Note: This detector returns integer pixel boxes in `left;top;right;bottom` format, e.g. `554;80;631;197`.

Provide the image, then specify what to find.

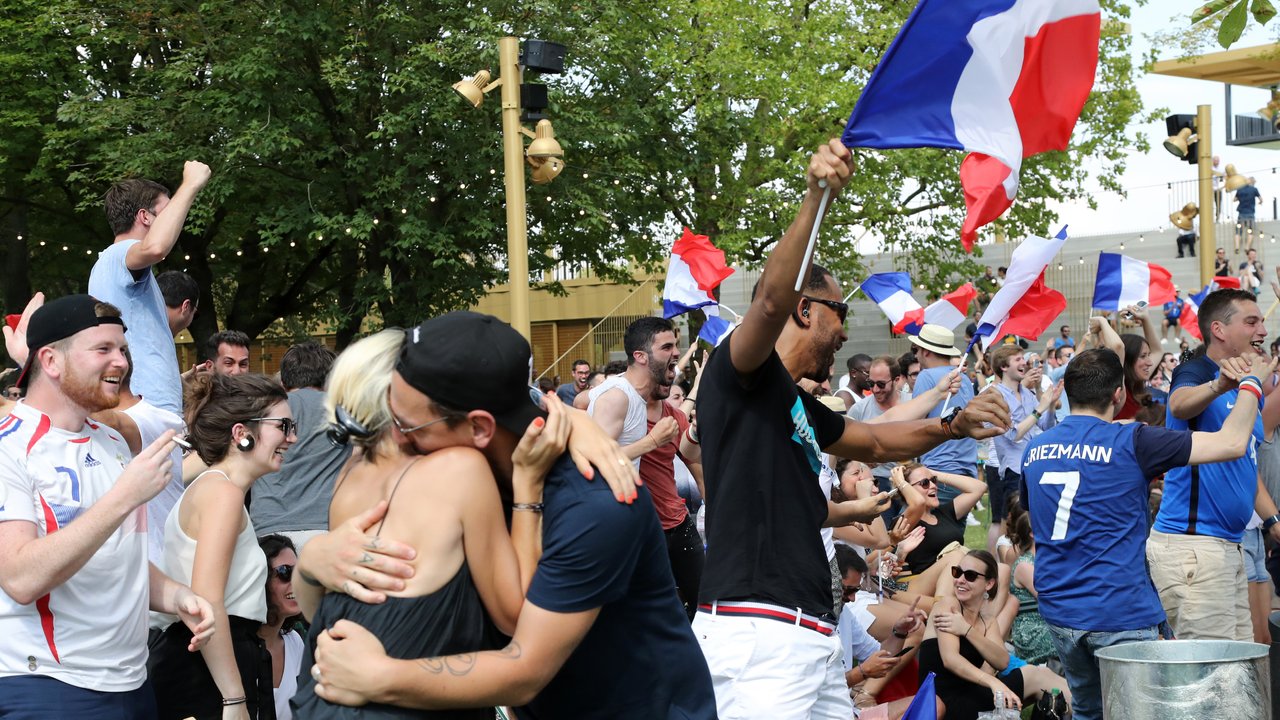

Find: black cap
16;295;126;389
395;311;545;435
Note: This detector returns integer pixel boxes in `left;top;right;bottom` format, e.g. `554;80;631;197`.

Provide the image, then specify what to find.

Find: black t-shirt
697;335;847;618
519;455;716;719
905;500;966;574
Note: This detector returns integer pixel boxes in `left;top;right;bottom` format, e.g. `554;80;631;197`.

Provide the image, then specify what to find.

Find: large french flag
862;272;926;334
662;227;734;318
924;282;978;331
1090;253;1177;311
843;0;1101;251
973;226;1069;347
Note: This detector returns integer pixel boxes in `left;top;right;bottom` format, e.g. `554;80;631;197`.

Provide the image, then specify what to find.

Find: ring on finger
312;665;323;682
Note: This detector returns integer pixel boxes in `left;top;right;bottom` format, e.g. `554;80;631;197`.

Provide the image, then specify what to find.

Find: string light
263;247;269;253
582;173;589;179
1057;262;1063;270
710;194;718;201
290;241;296;247
210;253;216;259
401;208;407;214
62;245;68;251
1138;235;1145;243
184;254;190;260
236;250;243;256
85;249;91;255
1119;242;1125;250
39;241;45;247
345;227;352;234
1079;257;1084;264
430;196;437;202
489;168;496;175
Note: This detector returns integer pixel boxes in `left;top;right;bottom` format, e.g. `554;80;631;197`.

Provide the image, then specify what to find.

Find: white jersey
587;376;647;470
123;398;185;562
0;402;149;691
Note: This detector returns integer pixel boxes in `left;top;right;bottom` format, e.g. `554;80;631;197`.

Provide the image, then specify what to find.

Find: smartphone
884;486;902;501
1121;300;1148;320
893;645;915;658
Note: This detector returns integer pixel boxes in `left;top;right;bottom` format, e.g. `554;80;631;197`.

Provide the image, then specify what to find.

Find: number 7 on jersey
1039;471;1080;540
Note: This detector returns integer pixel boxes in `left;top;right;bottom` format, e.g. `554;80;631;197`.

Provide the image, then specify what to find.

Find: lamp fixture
1224;163;1248;191
452;70;497;109
529;156;564;184
526;119;564;159
1163;127;1195;158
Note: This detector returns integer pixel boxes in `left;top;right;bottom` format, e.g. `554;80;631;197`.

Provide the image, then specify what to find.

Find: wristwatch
939;406;962;440
1264;515;1280;532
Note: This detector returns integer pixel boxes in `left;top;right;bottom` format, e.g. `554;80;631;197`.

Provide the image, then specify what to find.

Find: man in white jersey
0;295;214;718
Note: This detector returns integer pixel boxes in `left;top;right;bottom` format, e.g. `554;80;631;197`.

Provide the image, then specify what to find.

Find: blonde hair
325;329;404;458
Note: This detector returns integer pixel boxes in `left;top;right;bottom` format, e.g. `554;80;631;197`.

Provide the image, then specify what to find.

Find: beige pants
1146;529;1251;641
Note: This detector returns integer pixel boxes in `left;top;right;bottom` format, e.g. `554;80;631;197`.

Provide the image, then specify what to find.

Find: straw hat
909;324;962;357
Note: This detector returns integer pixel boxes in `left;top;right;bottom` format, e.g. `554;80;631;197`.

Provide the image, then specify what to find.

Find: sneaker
965;513;981;527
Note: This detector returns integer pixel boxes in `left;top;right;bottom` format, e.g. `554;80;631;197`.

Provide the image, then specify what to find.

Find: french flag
1090;253;1177;311
662;227;734;318
862;272;926;334
1180;285;1212;341
698;314;735;347
843;0;1101;251
924;282;978;331
973;226;1069;347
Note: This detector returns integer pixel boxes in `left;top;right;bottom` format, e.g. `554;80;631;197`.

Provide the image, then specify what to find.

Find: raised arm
124;161;211;271
1189;355;1271;464
729;140;853;376
1171;357;1238;421
827;386;1010;463
873;370;962;423
936;470;988;519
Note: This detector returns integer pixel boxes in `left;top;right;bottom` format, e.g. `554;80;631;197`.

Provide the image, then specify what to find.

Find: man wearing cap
691;141;1008;719
89;162;211;415
0;294;215;717
303;311;715;718
910;324;979;509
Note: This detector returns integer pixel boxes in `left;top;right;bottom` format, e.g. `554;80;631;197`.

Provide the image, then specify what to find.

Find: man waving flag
843;0;1101;251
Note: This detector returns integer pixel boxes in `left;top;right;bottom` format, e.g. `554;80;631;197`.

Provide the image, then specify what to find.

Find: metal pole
499;36;531;340
1197;104;1215;288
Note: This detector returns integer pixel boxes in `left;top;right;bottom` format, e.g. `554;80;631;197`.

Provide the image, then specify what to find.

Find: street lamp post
497;37;531;340
1196;104;1215;289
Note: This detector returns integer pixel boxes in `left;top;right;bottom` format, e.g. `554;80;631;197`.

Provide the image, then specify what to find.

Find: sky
1049;4;1280;236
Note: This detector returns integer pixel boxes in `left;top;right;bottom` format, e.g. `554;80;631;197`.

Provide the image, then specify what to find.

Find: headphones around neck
326;405;375;447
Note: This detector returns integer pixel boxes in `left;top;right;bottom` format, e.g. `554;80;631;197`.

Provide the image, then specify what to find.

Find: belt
697;600;836;636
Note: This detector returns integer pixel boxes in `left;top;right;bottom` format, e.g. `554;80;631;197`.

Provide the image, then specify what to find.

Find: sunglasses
869;380;894;390
250;417;298;437
950;566;987;582
802;295;849;324
842;585;859;598
910;475;937;488
271;564;294;583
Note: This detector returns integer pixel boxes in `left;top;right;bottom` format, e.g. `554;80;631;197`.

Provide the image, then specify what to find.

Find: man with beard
555;359;591;405
0;295;215;717
589;316;703;619
693;139;1010;719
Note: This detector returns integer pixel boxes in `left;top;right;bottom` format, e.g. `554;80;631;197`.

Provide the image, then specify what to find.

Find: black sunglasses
802;295;849;324
950;566;987;582
250;417;298;438
271;564;294;583
910;475;937;488
842;584;859;598
870;380;893;389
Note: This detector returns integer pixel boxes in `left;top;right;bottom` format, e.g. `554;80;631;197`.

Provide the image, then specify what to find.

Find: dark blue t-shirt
1154;354;1262;542
1237;185;1261;217
518;456;716;719
1021;417;1189;631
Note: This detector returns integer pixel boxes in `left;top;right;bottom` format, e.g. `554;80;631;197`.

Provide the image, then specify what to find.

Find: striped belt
697;600;837;636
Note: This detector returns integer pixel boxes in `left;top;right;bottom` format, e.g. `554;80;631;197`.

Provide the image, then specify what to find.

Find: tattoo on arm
414;642;522;677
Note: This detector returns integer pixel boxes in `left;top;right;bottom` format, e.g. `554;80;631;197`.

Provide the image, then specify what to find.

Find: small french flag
662;227;735;319
861;272;926;334
923;282;978;331
698;313;735;347
1180;285;1212;341
1090;253;1176;311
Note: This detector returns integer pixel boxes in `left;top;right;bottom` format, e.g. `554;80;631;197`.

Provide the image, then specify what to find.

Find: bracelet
221;696;247;707
1031;409;1042;420
1242;375;1262;387
687;426;700;445
512;502;545;513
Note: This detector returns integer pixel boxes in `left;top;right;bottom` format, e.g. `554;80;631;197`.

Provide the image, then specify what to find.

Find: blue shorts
1244;527;1268;583
0;675;157;719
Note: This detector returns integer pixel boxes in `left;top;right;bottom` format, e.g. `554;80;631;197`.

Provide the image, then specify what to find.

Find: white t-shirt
819;458;838;561
0;402;150;691
275;629;305;720
122;398;185;562
159;471;268;624
587;376;647;471
837;601;882;669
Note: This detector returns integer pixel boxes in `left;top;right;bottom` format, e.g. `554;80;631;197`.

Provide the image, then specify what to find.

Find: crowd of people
3;141;1280;720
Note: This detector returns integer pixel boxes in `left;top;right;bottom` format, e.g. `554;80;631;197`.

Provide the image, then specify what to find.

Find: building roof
1150;43;1280;88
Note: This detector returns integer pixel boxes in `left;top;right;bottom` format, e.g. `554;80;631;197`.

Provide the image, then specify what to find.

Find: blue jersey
1153;355;1262;542
1021;416;1190;631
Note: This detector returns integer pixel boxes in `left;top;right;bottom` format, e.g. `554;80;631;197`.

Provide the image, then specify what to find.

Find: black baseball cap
15;295;126;389
395;311;545;434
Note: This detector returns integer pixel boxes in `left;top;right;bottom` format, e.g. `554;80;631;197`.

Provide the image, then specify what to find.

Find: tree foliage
2;0;1149;353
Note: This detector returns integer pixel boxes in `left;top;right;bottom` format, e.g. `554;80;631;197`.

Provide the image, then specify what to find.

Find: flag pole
794;182;833;291
1265;298;1280;321
939;335;981;414
842;283;863;304
718;303;743;320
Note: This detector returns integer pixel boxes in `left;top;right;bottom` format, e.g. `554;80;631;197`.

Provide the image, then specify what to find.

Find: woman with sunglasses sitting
290;330;565;719
257;535;304;720
891;463;986;586
919;550;1072;719
150;373;297;719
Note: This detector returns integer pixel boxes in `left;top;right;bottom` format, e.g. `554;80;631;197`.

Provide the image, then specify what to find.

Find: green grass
964;495;993;550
